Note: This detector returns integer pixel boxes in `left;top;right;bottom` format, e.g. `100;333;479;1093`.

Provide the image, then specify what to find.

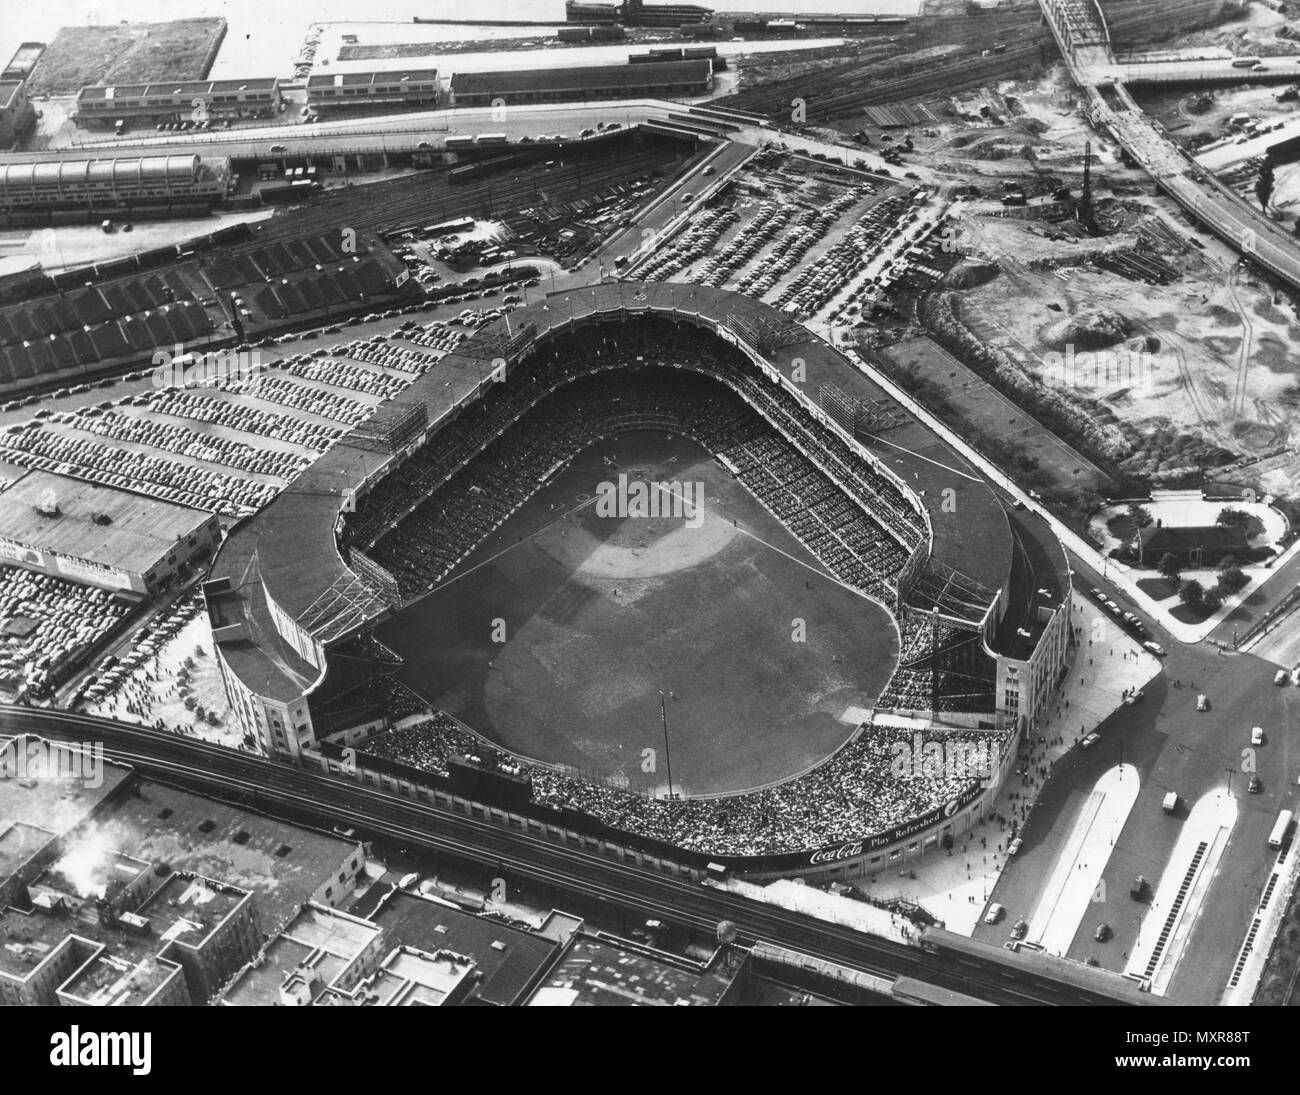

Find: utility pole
659;689;675;801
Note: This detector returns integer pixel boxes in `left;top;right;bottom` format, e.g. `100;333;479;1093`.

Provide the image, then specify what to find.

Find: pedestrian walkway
863;592;1159;933
1126;789;1236;995
1028;764;1139;955
1221;821;1300;1005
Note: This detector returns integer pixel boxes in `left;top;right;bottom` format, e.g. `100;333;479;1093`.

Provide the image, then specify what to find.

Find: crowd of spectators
0;428;278;517
360;712;1003;857
0;566;131;697
346;316;927;600
876;612;997;713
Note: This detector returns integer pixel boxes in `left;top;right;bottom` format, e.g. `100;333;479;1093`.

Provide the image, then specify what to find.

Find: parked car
1251;726;1265;746
984;902;1004;925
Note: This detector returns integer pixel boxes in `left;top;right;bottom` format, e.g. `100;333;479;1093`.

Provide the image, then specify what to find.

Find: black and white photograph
0;0;1293;1060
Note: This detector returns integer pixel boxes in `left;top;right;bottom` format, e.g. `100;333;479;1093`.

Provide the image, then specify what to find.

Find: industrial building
0;80;35;150
0;470;221;595
305;70;440;112
74;78;283;127
450;59;713;107
0;154;232;212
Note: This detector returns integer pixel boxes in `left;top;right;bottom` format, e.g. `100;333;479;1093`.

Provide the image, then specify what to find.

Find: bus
1269;809;1293;849
475;133;508;145
1232;57;1261;68
445;134;475;149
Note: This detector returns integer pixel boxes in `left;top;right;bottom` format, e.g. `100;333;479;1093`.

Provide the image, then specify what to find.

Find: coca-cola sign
808;841;863;865
803;783;985;868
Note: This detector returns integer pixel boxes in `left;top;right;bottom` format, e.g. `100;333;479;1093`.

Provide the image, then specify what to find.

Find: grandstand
206;280;1073;876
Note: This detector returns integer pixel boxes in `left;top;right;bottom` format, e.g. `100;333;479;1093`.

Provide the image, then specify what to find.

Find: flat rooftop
97;780;362;935
78;78;280;101
0;470;211;576
58;950;182;1006
347;946;475;1005
358;887;557;1006
450;60;710;95
528;934;740;1006
0;820;55;881
0;735;132;834
307;70;437;88
222;903;381;1006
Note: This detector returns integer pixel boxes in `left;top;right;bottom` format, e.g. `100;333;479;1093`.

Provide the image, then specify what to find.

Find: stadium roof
450;60;710;96
0;469;212;576
210;281;1015;701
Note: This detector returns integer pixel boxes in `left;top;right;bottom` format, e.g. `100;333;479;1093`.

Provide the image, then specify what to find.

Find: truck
1162;792;1178;814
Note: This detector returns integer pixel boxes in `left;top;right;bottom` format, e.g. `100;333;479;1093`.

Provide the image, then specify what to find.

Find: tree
1217;567;1249;595
1127;503;1154;529
1179;579;1205;608
1203;586;1223;610
1217;554;1240;572
1217;507;1250;528
1158;552;1183;583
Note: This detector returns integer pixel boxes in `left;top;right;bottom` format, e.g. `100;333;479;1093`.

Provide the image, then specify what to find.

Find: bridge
1038;0;1300;292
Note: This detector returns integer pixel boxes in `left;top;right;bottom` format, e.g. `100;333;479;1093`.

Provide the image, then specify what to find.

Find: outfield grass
378;430;899;797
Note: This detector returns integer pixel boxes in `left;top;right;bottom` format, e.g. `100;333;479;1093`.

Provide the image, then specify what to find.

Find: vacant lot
28;19;226;95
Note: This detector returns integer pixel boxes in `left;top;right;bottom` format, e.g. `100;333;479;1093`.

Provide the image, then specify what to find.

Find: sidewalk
863;592;1159;933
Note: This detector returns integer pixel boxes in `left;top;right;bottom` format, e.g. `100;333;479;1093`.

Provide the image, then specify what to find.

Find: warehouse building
0;154;232;211
0;470;221;595
0;80;35;150
306;70;440;112
450;59;712;107
74;78;283;127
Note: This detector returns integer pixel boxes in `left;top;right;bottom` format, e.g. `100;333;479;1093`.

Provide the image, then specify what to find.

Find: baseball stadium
206;280;1073;881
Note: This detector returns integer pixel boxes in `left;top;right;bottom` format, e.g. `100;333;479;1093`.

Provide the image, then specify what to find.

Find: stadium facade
207;282;1074;879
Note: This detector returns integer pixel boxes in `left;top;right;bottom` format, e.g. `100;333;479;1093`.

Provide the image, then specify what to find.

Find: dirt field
27;19;227;96
378;430;899;798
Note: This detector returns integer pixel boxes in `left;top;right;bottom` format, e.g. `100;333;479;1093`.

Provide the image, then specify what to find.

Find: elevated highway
1039;0;1300;292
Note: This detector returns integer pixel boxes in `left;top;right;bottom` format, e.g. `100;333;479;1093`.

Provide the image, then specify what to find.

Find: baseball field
378;429;900;797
